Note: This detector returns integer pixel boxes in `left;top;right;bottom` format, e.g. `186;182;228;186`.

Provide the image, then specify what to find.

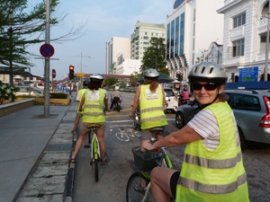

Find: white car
164;88;178;113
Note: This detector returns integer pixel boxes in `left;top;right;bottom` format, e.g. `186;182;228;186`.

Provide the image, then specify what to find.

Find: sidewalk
0;101;77;202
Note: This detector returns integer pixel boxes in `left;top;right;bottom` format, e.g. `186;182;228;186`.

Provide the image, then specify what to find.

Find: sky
27;0;174;80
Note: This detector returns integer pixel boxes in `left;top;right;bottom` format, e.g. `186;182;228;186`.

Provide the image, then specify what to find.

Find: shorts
83;123;104;129
170;171;180;198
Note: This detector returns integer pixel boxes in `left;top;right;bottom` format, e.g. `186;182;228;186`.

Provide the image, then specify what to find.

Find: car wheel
238;127;251;150
175;113;184;129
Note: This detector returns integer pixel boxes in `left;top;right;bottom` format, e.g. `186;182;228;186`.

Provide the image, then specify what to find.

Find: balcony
257;17;268;34
229;26;245;41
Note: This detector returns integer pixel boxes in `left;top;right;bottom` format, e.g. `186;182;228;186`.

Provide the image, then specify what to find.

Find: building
199;41;223;65
131;21;166;60
106;21;166;76
115;58;141;75
106;37;131;74
218;0;270;82
166;0;224;80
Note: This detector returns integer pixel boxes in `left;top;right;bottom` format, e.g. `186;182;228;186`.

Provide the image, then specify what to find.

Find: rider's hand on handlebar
141;139;156;151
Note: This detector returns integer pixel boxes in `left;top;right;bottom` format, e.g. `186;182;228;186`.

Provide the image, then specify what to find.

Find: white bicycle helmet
143;68;159;78
90;74;104;81
188;62;227;84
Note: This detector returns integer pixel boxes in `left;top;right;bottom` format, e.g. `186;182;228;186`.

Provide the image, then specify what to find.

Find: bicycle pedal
90;160;93;165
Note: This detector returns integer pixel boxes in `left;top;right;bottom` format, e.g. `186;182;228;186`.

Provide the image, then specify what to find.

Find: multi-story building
106;37;131;74
218;0;270;82
166;0;224;80
131;21;166;60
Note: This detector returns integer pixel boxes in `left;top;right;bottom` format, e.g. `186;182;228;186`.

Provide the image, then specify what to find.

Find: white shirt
187;109;220;150
187;109;239;150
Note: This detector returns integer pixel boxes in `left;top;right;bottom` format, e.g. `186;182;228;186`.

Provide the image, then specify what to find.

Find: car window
229;93;261;111
165;90;174;97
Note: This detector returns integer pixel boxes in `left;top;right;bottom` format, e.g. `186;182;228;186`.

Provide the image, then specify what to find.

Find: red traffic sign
52;69;56;79
40;43;55;58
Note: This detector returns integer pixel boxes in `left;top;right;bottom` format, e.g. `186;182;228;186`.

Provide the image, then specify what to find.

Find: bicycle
86;125;101;182
126;137;173;202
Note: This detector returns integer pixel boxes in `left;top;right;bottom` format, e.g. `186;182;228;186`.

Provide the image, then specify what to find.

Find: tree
141;37;168;74
103;78;119;87
0;0;59;86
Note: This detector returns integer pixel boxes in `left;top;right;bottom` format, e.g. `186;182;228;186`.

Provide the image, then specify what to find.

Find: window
232;38;244;57
233;12;246;28
228;94;261;111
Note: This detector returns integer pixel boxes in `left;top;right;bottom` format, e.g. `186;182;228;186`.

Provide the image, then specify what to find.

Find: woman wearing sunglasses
142;62;250;202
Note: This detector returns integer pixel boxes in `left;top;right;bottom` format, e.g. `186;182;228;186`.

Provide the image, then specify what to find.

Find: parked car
15;86;44;97
175;100;200;129
164;88;178;113
175;89;270;148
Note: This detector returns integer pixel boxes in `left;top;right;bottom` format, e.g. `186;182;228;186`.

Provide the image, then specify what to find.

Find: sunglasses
192;82;218;91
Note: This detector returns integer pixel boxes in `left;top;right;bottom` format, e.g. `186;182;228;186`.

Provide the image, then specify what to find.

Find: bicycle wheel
94;159;99;182
126;172;154;202
92;135;99;182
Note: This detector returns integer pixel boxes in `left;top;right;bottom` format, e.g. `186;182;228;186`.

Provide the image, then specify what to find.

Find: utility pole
44;0;50;117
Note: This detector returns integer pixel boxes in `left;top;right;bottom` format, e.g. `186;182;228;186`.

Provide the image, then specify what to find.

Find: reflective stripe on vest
180;173;247;194
141;115;167;122
141;106;164;113
184;152;242;168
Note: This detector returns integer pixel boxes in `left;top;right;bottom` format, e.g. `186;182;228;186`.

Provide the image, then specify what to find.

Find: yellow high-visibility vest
81;89;106;124
139;84;168;130
175;102;250;202
77;88;88;102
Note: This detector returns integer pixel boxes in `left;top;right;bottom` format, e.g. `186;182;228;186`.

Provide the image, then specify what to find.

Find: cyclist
72;79;90;132
180;86;190;104
71;74;109;163
110;87;122;111
142;62;250;202
130;68;168;139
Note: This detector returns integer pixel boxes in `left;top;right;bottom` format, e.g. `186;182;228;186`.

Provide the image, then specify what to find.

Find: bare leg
95;125;106;159
72;114;81;132
71;126;89;160
151;167;176;202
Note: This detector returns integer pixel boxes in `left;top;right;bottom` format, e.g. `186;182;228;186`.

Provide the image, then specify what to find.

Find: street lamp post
44;0;51;117
79;52;90;83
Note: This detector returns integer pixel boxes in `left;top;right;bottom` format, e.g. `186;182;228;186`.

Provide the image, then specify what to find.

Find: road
72;92;270;202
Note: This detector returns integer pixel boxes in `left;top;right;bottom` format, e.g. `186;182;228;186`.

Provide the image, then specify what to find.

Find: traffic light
69;65;75;80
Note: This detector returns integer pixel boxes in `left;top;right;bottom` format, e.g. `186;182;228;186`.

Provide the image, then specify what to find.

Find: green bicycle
126;137;173;202
87;126;101;182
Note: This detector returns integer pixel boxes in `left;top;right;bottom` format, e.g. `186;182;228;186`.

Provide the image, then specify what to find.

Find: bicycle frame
90;131;100;160
88;127;101;182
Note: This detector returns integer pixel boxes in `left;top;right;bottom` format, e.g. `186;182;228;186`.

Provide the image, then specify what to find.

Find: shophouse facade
218;0;270;82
